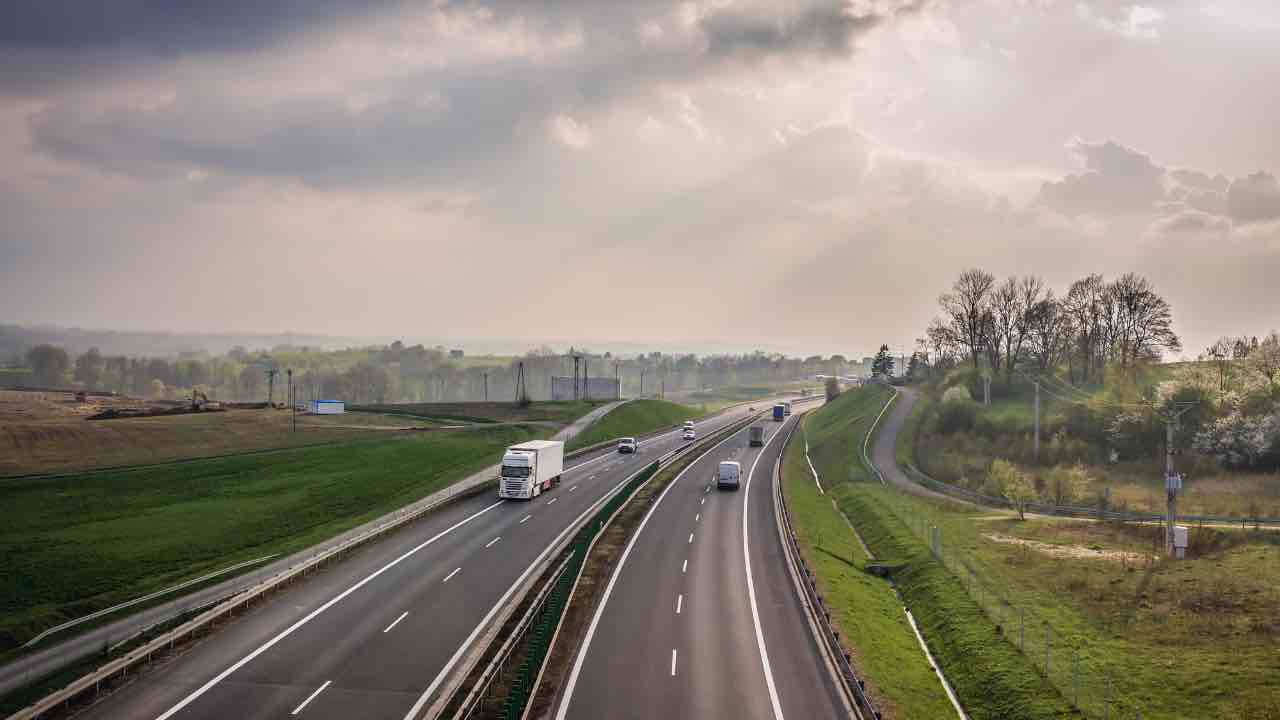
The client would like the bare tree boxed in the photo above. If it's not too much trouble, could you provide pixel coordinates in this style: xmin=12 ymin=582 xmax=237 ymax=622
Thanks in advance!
xmin=1110 ymin=272 xmax=1180 ymax=368
xmin=989 ymin=277 xmax=1019 ymax=379
xmin=940 ymin=268 xmax=996 ymax=369
xmin=1026 ymin=292 xmax=1072 ymax=371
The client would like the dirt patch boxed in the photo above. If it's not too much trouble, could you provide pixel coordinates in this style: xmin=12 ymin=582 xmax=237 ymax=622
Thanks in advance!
xmin=983 ymin=533 xmax=1148 ymax=564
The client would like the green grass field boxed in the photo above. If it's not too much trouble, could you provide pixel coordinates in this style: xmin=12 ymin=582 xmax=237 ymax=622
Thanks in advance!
xmin=862 ymin=484 xmax=1280 ymax=719
xmin=782 ymin=408 xmax=954 ymax=718
xmin=349 ymin=400 xmax=603 ymax=426
xmin=565 ymin=399 xmax=701 ymax=451
xmin=0 ymin=424 xmax=545 ymax=651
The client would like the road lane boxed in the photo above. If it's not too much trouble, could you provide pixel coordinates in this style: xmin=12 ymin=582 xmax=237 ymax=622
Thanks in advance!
xmin=557 ymin=402 xmax=847 ymax=720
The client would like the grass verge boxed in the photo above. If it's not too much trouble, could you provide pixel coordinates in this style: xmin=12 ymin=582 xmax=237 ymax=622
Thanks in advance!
xmin=0 ymin=424 xmax=546 ymax=652
xmin=565 ymin=399 xmax=700 ymax=451
xmin=781 ymin=414 xmax=954 ymax=718
xmin=349 ymin=400 xmax=604 ymax=426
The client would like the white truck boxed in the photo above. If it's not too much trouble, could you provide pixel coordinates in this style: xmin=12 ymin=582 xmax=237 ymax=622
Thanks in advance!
xmin=499 ymin=440 xmax=565 ymax=500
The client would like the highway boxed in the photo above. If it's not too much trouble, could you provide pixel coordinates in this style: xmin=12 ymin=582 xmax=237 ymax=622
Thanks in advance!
xmin=78 ymin=402 xmax=770 ymax=720
xmin=553 ymin=404 xmax=851 ymax=720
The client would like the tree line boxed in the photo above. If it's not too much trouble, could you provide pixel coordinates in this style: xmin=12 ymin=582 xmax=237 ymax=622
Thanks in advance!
xmin=7 ymin=341 xmax=855 ymax=405
xmin=919 ymin=269 xmax=1182 ymax=385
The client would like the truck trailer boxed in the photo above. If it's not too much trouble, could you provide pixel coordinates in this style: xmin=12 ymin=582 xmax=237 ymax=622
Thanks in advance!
xmin=748 ymin=425 xmax=765 ymax=447
xmin=772 ymin=403 xmax=785 ymax=421
xmin=499 ymin=440 xmax=565 ymax=500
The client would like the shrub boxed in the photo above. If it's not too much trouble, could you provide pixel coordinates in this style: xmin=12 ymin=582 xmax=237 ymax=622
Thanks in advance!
xmin=1194 ymin=408 xmax=1280 ymax=469
xmin=942 ymin=385 xmax=972 ymax=404
xmin=987 ymin=458 xmax=1036 ymax=519
xmin=1044 ymin=463 xmax=1091 ymax=506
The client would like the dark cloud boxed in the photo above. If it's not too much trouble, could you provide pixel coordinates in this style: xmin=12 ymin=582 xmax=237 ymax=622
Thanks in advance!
xmin=1037 ymin=140 xmax=1165 ymax=214
xmin=0 ymin=1 xmax=400 ymax=54
xmin=700 ymin=1 xmax=888 ymax=61
xmin=1226 ymin=171 xmax=1280 ymax=223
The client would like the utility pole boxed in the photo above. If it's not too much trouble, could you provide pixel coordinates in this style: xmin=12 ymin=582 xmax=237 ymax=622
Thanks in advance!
xmin=614 ymin=361 xmax=620 ymax=399
xmin=483 ymin=372 xmax=488 ymax=402
xmin=571 ymin=352 xmax=581 ymax=401
xmin=983 ymin=374 xmax=991 ymax=406
xmin=1033 ymin=380 xmax=1040 ymax=460
xmin=287 ymin=369 xmax=295 ymax=432
xmin=584 ymin=356 xmax=590 ymax=401
xmin=1157 ymin=403 xmax=1195 ymax=557
xmin=514 ymin=361 xmax=528 ymax=404
xmin=266 ymin=367 xmax=278 ymax=406
xmin=639 ymin=367 xmax=646 ymax=397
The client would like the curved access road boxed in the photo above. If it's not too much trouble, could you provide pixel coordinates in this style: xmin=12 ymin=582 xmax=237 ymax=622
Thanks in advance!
xmin=553 ymin=402 xmax=850 ymax=720
xmin=75 ymin=401 xmax=775 ymax=720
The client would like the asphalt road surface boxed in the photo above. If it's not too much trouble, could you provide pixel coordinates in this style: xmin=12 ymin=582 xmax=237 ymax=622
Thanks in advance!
xmin=553 ymin=407 xmax=850 ymax=720
xmin=79 ymin=402 xmax=769 ymax=720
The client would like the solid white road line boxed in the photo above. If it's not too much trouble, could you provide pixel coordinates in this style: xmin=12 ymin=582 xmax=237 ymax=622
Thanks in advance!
xmin=154 ymin=500 xmax=506 ymax=720
xmin=682 ymin=559 xmax=688 ymax=574
xmin=485 ymin=536 xmax=501 ymax=548
xmin=290 ymin=680 xmax=331 ymax=716
xmin=520 ymin=515 xmax=532 ymax=524
xmin=676 ymin=594 xmax=683 ymax=615
xmin=383 ymin=612 xmax=409 ymax=634
xmin=443 ymin=568 xmax=461 ymax=583
xmin=743 ymin=418 xmax=790 ymax=720
xmin=555 ymin=426 xmax=745 ymax=720
xmin=547 ymin=497 xmax=558 ymax=505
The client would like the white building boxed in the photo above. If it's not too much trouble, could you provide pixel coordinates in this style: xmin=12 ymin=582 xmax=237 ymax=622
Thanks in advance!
xmin=310 ymin=399 xmax=345 ymax=414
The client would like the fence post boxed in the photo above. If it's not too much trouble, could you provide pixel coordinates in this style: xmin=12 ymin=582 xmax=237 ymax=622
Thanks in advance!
xmin=1019 ymin=609 xmax=1025 ymax=651
xmin=1105 ymin=673 xmax=1112 ymax=720
xmin=1072 ymin=648 xmax=1079 ymax=707
xmin=1045 ymin=623 xmax=1051 ymax=675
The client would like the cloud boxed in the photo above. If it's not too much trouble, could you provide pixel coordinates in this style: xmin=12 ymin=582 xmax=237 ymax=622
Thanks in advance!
xmin=550 ymin=114 xmax=592 ymax=149
xmin=1037 ymin=139 xmax=1165 ymax=214
xmin=1226 ymin=171 xmax=1280 ymax=223
xmin=699 ymin=1 xmax=899 ymax=62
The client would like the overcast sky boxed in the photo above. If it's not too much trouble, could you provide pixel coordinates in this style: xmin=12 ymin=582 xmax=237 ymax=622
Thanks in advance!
xmin=2 ymin=0 xmax=1278 ymax=357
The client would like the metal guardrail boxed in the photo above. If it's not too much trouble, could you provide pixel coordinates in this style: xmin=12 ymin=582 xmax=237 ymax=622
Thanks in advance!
xmin=22 ymin=555 xmax=278 ymax=649
xmin=775 ymin=419 xmax=880 ymax=720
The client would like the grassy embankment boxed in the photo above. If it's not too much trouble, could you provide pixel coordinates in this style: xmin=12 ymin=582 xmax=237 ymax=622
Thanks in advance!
xmin=350 ymin=400 xmax=605 ymax=426
xmin=0 ymin=402 xmax=451 ymax=477
xmin=0 ymin=424 xmax=546 ymax=652
xmin=671 ymin=382 xmax=816 ymax=413
xmin=566 ymin=399 xmax=700 ymax=451
xmin=798 ymin=385 xmax=1081 ymax=719
xmin=781 ymin=386 xmax=955 ymax=718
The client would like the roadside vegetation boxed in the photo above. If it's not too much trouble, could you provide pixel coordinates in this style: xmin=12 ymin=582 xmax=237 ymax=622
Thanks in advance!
xmin=565 ymin=399 xmax=700 ymax=451
xmin=0 ymin=424 xmax=546 ymax=652
xmin=781 ymin=387 xmax=955 ymax=719
xmin=906 ymin=268 xmax=1280 ymax=518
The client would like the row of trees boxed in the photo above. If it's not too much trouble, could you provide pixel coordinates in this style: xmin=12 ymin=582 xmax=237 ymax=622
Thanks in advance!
xmin=11 ymin=342 xmax=853 ymax=405
xmin=921 ymin=270 xmax=1181 ymax=386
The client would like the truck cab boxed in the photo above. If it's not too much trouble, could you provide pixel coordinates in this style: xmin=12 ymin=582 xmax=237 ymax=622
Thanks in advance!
xmin=717 ymin=460 xmax=742 ymax=490
xmin=499 ymin=440 xmax=565 ymax=500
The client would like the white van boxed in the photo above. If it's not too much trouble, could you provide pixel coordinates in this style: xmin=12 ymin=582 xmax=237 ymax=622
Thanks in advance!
xmin=717 ymin=461 xmax=742 ymax=490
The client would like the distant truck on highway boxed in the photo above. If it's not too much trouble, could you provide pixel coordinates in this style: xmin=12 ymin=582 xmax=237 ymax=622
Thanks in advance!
xmin=772 ymin=403 xmax=785 ymax=421
xmin=499 ymin=440 xmax=564 ymax=500
xmin=748 ymin=425 xmax=765 ymax=447
xmin=717 ymin=460 xmax=741 ymax=490
xmin=783 ymin=401 xmax=793 ymax=416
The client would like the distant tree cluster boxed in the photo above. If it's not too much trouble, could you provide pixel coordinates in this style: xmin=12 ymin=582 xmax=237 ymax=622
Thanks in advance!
xmin=4 ymin=341 xmax=854 ymax=406
xmin=919 ymin=269 xmax=1181 ymax=386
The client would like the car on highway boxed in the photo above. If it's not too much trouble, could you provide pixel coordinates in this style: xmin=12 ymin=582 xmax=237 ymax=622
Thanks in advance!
xmin=682 ymin=427 xmax=696 ymax=441
xmin=683 ymin=420 xmax=695 ymax=429
xmin=716 ymin=460 xmax=741 ymax=490
xmin=617 ymin=437 xmax=637 ymax=453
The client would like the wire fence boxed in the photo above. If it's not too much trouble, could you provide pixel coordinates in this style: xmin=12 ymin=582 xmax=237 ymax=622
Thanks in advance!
xmin=871 ymin=488 xmax=1146 ymax=720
